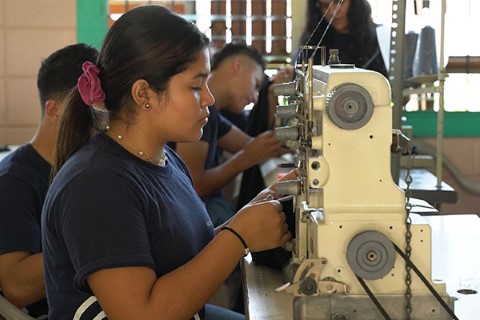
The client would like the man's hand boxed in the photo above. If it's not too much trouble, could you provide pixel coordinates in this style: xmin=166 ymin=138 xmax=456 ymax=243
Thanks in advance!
xmin=241 ymin=130 xmax=288 ymax=167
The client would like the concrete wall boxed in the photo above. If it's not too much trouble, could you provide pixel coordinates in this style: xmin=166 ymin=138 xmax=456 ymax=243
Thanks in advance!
xmin=0 ymin=0 xmax=76 ymax=145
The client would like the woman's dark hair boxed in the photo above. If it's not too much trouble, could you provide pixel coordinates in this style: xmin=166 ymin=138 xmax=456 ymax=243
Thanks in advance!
xmin=53 ymin=5 xmax=210 ymax=176
xmin=298 ymin=0 xmax=378 ymax=67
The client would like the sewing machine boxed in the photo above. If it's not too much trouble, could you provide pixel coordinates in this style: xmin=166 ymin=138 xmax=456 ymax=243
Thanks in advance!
xmin=270 ymin=50 xmax=456 ymax=319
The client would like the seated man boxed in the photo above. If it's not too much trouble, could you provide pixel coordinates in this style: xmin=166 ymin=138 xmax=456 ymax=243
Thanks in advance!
xmin=172 ymin=42 xmax=287 ymax=313
xmin=173 ymin=42 xmax=286 ymax=227
xmin=0 ymin=43 xmax=98 ymax=317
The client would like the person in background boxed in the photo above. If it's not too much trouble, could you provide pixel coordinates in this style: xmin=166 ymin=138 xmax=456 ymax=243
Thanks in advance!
xmin=297 ymin=0 xmax=388 ymax=77
xmin=0 ymin=43 xmax=98 ymax=317
xmin=235 ymin=66 xmax=294 ymax=210
xmin=216 ymin=42 xmax=266 ymax=131
xmin=173 ymin=42 xmax=288 ymax=313
xmin=41 ymin=6 xmax=295 ymax=320
xmin=222 ymin=66 xmax=294 ymax=135
xmin=174 ymin=42 xmax=286 ymax=228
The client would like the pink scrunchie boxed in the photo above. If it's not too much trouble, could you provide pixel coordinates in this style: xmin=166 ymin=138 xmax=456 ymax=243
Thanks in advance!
xmin=78 ymin=61 xmax=106 ymax=106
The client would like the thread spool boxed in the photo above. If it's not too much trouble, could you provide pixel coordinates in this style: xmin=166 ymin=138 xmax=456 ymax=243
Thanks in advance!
xmin=412 ymin=25 xmax=438 ymax=78
xmin=403 ymin=31 xmax=418 ymax=81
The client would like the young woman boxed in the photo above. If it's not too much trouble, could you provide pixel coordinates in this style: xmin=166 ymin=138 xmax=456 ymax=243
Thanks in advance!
xmin=297 ymin=0 xmax=388 ymax=77
xmin=42 ymin=5 xmax=294 ymax=320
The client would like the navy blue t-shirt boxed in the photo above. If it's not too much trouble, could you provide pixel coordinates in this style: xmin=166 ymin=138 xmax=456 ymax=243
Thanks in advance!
xmin=42 ymin=133 xmax=214 ymax=319
xmin=0 ymin=143 xmax=49 ymax=316
xmin=200 ymin=105 xmax=232 ymax=202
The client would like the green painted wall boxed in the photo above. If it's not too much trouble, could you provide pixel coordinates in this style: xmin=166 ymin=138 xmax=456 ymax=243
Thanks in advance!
xmin=403 ymin=111 xmax=480 ymax=137
xmin=77 ymin=0 xmax=108 ymax=49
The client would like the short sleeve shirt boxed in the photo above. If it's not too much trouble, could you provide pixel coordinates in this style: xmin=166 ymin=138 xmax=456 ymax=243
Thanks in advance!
xmin=42 ymin=133 xmax=214 ymax=320
xmin=0 ymin=143 xmax=50 ymax=316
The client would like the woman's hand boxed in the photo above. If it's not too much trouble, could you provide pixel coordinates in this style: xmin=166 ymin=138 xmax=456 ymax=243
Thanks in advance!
xmin=228 ymin=199 xmax=291 ymax=253
xmin=224 ymin=168 xmax=299 ymax=252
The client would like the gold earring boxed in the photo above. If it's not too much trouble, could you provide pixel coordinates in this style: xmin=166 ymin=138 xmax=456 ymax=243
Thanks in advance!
xmin=145 ymin=103 xmax=151 ymax=109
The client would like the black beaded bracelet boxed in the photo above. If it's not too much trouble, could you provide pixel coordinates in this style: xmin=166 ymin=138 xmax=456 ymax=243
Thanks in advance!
xmin=221 ymin=226 xmax=250 ymax=257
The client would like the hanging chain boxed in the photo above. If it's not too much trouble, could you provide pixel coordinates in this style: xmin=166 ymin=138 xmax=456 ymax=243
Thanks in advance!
xmin=403 ymin=153 xmax=415 ymax=320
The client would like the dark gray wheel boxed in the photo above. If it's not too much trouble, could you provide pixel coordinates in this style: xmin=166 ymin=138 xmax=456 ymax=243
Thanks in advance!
xmin=325 ymin=83 xmax=374 ymax=130
xmin=347 ymin=231 xmax=396 ymax=280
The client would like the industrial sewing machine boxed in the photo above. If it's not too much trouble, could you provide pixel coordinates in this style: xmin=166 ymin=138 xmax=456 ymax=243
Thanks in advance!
xmin=271 ymin=48 xmax=456 ymax=319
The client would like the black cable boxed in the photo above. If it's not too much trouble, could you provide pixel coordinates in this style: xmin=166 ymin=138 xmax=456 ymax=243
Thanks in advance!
xmin=392 ymin=242 xmax=459 ymax=320
xmin=355 ymin=275 xmax=392 ymax=320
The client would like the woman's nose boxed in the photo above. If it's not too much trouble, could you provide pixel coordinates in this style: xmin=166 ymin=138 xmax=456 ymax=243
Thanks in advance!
xmin=204 ymin=86 xmax=215 ymax=107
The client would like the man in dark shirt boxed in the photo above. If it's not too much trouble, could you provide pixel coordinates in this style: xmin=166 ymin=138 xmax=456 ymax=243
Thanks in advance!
xmin=174 ymin=42 xmax=286 ymax=227
xmin=173 ymin=42 xmax=286 ymax=313
xmin=0 ymin=43 xmax=98 ymax=317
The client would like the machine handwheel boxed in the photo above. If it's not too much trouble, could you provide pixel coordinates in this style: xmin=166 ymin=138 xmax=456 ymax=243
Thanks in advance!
xmin=325 ymin=83 xmax=374 ymax=130
xmin=347 ymin=231 xmax=396 ymax=280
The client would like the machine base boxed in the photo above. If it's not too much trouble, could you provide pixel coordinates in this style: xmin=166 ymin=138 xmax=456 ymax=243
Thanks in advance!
xmin=293 ymin=294 xmax=455 ymax=320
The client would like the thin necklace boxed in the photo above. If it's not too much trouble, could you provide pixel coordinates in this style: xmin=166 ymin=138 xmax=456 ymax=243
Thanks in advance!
xmin=117 ymin=134 xmax=167 ymax=166
xmin=107 ymin=127 xmax=167 ymax=166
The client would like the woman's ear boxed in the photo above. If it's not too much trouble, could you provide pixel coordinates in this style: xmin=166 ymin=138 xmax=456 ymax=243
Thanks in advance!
xmin=131 ymin=79 xmax=150 ymax=107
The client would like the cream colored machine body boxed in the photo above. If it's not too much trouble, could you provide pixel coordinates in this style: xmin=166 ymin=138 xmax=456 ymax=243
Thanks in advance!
xmin=273 ymin=62 xmax=455 ymax=319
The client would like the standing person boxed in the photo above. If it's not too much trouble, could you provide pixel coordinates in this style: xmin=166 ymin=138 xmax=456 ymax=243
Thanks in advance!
xmin=42 ymin=5 xmax=294 ymax=320
xmin=0 ymin=43 xmax=98 ymax=317
xmin=297 ymin=0 xmax=388 ymax=77
xmin=174 ymin=42 xmax=286 ymax=228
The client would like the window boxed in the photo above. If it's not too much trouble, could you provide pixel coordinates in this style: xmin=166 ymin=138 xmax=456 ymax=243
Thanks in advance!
xmin=108 ymin=0 xmax=292 ymax=64
xmin=368 ymin=0 xmax=480 ymax=112
xmin=108 ymin=1 xmax=480 ymax=112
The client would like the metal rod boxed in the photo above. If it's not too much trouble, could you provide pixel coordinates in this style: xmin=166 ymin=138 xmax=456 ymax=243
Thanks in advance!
xmin=389 ymin=0 xmax=407 ymax=184
xmin=436 ymin=0 xmax=447 ymax=188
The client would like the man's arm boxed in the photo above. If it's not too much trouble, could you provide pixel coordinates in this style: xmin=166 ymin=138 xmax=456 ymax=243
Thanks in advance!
xmin=0 ymin=173 xmax=47 ymax=308
xmin=0 ymin=252 xmax=45 ymax=308
xmin=176 ymin=127 xmax=285 ymax=198
xmin=175 ymin=137 xmax=246 ymax=198
xmin=217 ymin=125 xmax=251 ymax=154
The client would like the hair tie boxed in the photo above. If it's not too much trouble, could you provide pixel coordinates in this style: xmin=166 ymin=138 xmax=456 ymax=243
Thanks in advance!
xmin=78 ymin=61 xmax=106 ymax=106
